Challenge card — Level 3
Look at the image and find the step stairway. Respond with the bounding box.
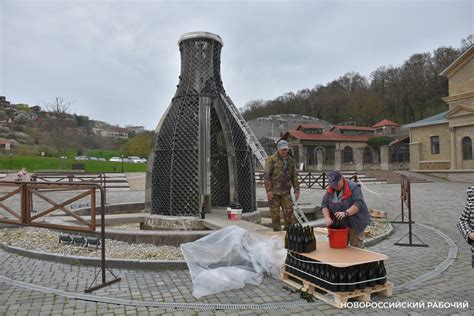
[29,172,130,191]
[103,173,130,191]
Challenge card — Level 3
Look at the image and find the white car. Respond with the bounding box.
[74,156,88,160]
[109,157,121,162]
[127,156,142,163]
[127,156,147,163]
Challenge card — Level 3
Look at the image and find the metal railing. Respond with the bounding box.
[0,181,120,292]
[30,172,107,204]
[255,171,361,190]
[256,172,329,189]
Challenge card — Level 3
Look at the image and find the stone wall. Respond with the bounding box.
[300,144,408,171]
[419,161,451,170]
[410,123,450,162]
[362,163,381,171]
[390,162,410,170]
[247,115,333,139]
[455,125,474,169]
[420,170,474,182]
[448,58,474,97]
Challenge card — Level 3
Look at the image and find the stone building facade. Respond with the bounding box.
[247,114,333,139]
[280,124,396,171]
[405,45,474,181]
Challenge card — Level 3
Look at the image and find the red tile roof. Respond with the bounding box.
[331,125,375,132]
[372,119,400,128]
[0,140,15,145]
[284,130,374,142]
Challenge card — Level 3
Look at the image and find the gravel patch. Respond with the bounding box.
[0,219,389,262]
[365,218,390,238]
[0,226,184,260]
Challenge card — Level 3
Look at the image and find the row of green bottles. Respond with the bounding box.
[285,223,316,253]
[286,253,387,292]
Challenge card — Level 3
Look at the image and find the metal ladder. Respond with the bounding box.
[220,93,268,168]
[293,199,326,227]
[293,199,309,224]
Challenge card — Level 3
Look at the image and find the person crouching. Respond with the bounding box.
[321,171,370,248]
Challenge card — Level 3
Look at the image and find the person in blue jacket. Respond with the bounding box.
[321,171,370,248]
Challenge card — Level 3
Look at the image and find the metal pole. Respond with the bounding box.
[121,155,124,173]
[85,184,121,293]
[198,96,211,217]
[9,153,12,171]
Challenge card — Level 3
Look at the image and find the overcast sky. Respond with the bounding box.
[1,0,472,130]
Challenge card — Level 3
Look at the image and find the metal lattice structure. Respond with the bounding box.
[151,32,256,216]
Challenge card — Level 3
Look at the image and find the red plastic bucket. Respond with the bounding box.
[328,228,350,249]
[230,209,242,221]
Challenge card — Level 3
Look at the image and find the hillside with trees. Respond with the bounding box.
[0,96,152,158]
[242,37,473,126]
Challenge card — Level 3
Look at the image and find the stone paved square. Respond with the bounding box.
[1,181,473,315]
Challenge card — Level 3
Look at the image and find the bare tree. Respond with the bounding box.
[461,35,473,51]
[41,97,76,156]
[46,97,72,114]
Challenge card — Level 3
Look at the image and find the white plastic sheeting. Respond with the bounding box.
[181,225,286,298]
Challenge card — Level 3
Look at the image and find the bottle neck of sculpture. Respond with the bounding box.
[176,38,224,96]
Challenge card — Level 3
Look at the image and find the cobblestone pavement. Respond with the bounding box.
[1,180,473,315]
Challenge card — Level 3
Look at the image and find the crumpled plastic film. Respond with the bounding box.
[180,225,286,298]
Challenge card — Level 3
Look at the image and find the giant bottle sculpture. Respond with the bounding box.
[151,32,256,216]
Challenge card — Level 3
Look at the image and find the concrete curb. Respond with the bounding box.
[0,243,187,271]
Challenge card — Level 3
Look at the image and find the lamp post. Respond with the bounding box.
[121,155,124,173]
[9,152,12,171]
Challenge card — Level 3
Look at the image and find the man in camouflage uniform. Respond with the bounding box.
[264,140,300,231]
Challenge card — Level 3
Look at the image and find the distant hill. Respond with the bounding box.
[0,96,148,157]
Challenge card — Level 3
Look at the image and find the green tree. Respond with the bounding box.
[241,41,462,127]
[122,133,152,157]
[368,136,394,147]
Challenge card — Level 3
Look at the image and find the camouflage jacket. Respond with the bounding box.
[264,153,300,195]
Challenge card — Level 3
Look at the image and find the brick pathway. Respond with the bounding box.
[1,181,473,315]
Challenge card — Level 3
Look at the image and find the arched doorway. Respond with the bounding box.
[342,146,353,164]
[363,147,373,164]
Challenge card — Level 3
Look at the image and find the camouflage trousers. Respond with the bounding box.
[269,193,295,231]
